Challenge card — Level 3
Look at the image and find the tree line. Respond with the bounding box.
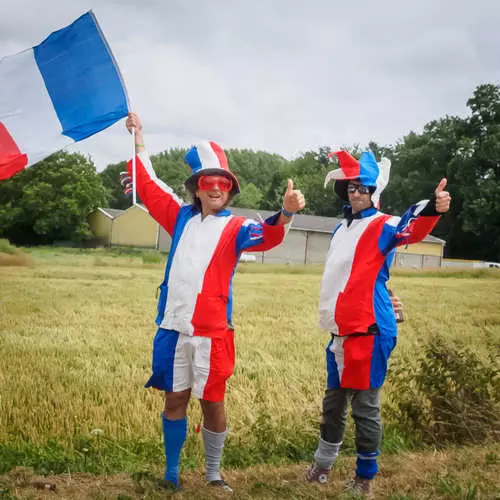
[0,84,498,261]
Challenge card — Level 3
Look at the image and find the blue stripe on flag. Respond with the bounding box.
[33,11,128,142]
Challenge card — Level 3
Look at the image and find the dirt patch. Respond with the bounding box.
[0,250,31,266]
[1,445,499,499]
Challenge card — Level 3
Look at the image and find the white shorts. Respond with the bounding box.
[145,328,235,402]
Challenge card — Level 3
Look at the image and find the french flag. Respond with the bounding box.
[0,11,129,180]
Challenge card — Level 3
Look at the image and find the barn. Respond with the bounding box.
[88,205,160,248]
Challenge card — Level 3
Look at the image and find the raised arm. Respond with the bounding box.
[380,178,451,254]
[125,113,182,235]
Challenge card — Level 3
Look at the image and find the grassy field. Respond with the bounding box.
[0,247,499,498]
[2,446,500,499]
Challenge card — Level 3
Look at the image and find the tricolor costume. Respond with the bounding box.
[310,150,442,485]
[126,140,288,488]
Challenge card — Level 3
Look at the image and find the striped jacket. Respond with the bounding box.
[127,152,286,338]
[319,202,441,389]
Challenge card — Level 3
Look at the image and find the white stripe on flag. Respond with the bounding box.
[0,49,71,166]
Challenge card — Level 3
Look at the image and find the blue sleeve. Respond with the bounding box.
[235,212,281,254]
[378,219,398,256]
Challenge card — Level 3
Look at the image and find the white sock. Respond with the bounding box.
[314,438,342,470]
[202,426,227,482]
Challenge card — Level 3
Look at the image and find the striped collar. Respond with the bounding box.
[343,205,377,225]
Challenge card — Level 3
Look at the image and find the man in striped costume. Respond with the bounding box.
[124,113,305,492]
[306,150,451,497]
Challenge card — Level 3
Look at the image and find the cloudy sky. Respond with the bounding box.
[1,0,499,170]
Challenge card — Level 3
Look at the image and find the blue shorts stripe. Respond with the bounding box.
[145,329,179,391]
[326,338,341,388]
[369,335,396,388]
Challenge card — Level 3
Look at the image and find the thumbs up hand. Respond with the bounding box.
[434,178,451,213]
[282,179,306,216]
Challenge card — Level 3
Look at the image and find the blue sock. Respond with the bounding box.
[356,450,380,479]
[162,414,187,487]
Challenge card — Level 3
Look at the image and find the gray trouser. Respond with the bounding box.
[320,387,382,453]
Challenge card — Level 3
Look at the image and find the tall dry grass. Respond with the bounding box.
[0,249,498,474]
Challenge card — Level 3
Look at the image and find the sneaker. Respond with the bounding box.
[305,462,330,484]
[209,479,233,493]
[344,476,374,498]
[157,479,182,491]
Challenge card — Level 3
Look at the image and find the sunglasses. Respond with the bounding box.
[347,183,371,195]
[198,175,233,192]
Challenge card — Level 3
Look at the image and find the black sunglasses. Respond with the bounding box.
[347,183,371,195]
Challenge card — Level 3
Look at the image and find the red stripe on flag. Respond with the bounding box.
[0,122,28,180]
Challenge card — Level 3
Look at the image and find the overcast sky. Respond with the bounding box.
[1,0,499,171]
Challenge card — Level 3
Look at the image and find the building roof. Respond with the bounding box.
[421,234,446,244]
[99,205,150,219]
[229,207,339,234]
[98,207,125,219]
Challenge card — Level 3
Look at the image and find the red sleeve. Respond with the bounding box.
[404,216,440,245]
[126,152,183,235]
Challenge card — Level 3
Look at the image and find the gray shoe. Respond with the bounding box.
[305,462,330,484]
[209,479,233,493]
[344,476,374,498]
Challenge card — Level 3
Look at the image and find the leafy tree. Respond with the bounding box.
[385,117,467,249]
[226,149,289,193]
[99,160,130,209]
[0,152,108,244]
[152,148,190,199]
[461,84,500,260]
[387,84,500,261]
[232,182,263,209]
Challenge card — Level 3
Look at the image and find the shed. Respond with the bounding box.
[110,204,159,248]
[87,208,123,246]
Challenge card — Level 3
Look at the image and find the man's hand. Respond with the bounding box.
[126,112,145,151]
[389,288,404,322]
[435,178,451,213]
[126,112,143,134]
[282,179,306,214]
[391,294,403,315]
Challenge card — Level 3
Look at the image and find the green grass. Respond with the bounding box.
[0,238,17,254]
[0,248,499,478]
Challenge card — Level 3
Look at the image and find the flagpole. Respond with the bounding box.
[131,127,137,206]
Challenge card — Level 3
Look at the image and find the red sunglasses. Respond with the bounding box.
[198,175,233,192]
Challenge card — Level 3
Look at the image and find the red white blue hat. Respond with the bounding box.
[324,150,391,208]
[184,141,240,194]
